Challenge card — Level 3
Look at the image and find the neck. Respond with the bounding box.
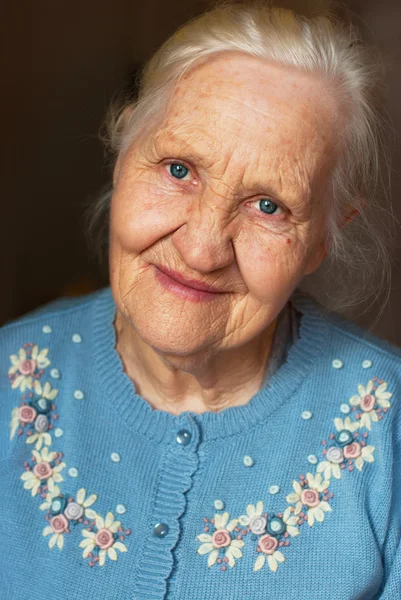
[114,312,279,416]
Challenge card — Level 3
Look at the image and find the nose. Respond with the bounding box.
[171,199,235,273]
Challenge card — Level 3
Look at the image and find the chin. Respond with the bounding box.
[121,301,221,358]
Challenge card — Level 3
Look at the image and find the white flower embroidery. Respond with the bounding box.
[353,445,375,471]
[286,472,332,526]
[9,407,20,440]
[9,346,50,391]
[33,380,58,401]
[333,416,360,435]
[75,488,98,517]
[349,380,392,430]
[253,541,285,573]
[26,429,52,452]
[42,514,70,550]
[197,512,244,568]
[282,506,300,538]
[239,501,264,527]
[20,447,65,496]
[79,512,127,566]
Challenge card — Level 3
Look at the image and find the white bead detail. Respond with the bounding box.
[340,403,350,414]
[362,360,373,369]
[74,390,84,400]
[72,334,82,343]
[301,410,313,420]
[111,452,121,463]
[243,455,254,467]
[54,428,64,438]
[332,359,343,369]
[42,325,52,334]
[50,368,60,379]
[269,485,280,494]
[116,504,126,515]
[308,454,318,464]
[214,500,225,510]
[68,467,78,478]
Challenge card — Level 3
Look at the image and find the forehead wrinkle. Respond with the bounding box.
[153,107,326,211]
[152,127,221,168]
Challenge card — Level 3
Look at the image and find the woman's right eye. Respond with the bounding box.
[167,163,191,180]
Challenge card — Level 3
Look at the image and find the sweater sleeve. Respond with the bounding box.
[377,438,401,599]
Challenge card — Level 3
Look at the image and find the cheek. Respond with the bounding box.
[236,230,308,300]
[110,180,182,255]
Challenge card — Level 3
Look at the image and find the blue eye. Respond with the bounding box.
[258,198,280,215]
[169,163,189,179]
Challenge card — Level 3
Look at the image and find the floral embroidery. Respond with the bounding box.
[286,473,332,526]
[349,380,391,430]
[254,534,285,572]
[20,447,65,496]
[79,512,129,567]
[10,380,59,450]
[8,343,131,567]
[197,512,244,569]
[8,343,50,391]
[195,376,392,574]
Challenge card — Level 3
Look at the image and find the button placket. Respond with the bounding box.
[135,417,200,597]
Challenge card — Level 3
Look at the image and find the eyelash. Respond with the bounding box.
[163,161,286,220]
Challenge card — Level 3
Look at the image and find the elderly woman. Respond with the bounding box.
[1,2,400,599]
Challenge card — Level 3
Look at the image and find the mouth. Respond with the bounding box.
[154,265,226,302]
[156,265,225,293]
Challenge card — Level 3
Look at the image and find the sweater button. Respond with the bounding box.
[153,522,169,538]
[176,429,192,446]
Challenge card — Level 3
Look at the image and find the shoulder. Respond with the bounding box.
[293,291,401,442]
[293,290,401,372]
[0,287,112,460]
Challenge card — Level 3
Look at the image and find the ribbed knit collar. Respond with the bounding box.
[93,287,330,444]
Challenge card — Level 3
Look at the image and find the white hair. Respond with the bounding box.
[88,0,395,315]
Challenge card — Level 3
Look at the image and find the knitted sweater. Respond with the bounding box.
[1,287,400,600]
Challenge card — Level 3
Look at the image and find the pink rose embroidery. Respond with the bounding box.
[18,405,37,424]
[33,461,53,480]
[95,528,115,550]
[301,489,320,508]
[50,514,69,534]
[212,528,231,549]
[344,442,362,459]
[19,359,36,375]
[259,534,278,555]
[361,394,375,412]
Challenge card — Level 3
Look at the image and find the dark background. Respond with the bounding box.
[1,0,400,345]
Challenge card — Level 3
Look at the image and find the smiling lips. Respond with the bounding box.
[154,265,227,302]
[156,265,225,293]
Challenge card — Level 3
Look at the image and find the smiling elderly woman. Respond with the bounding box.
[1,3,400,600]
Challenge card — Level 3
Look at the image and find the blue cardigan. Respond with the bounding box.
[1,287,400,600]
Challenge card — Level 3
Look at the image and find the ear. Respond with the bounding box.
[337,207,361,230]
[304,203,363,276]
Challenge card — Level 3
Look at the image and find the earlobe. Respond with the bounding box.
[338,207,360,230]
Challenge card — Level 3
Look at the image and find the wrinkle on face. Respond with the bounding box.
[108,52,345,412]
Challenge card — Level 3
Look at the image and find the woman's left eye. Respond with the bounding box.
[254,197,283,217]
[167,163,191,180]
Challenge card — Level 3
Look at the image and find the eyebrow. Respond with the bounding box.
[153,131,215,166]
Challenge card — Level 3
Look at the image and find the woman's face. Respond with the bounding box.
[109,53,342,358]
